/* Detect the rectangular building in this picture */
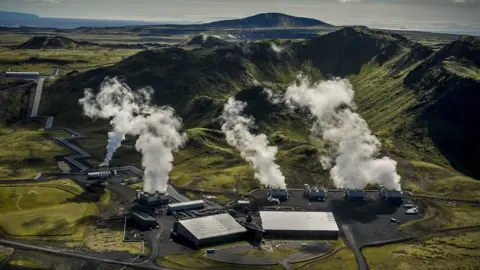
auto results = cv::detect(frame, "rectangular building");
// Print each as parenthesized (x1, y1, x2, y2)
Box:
(259, 211, 339, 239)
(131, 211, 158, 229)
(168, 200, 205, 213)
(175, 213, 247, 248)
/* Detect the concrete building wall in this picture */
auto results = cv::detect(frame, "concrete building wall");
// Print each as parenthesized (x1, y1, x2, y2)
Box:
(263, 230, 338, 239)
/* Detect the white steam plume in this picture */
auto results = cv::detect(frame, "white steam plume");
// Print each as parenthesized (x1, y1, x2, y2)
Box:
(221, 97, 286, 189)
(270, 43, 284, 54)
(284, 75, 401, 191)
(263, 88, 282, 104)
(79, 77, 187, 193)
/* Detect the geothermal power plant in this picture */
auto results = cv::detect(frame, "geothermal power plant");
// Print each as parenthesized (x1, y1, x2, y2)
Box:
(74, 77, 413, 251)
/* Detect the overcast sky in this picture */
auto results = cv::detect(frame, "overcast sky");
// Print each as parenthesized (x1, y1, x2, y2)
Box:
(1, 0, 479, 29)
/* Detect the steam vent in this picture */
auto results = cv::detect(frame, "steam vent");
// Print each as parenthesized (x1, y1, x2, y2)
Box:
(344, 189, 366, 201)
(304, 184, 328, 201)
(379, 186, 403, 204)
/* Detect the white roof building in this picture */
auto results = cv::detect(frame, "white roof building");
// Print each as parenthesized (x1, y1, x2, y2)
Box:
(175, 213, 247, 248)
(259, 211, 339, 239)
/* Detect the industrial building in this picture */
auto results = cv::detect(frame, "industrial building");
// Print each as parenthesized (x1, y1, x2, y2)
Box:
(131, 211, 159, 229)
(267, 188, 289, 201)
(86, 166, 117, 180)
(259, 211, 339, 239)
(136, 191, 170, 206)
(173, 213, 247, 248)
(168, 200, 205, 213)
(379, 187, 403, 203)
(344, 189, 366, 201)
(304, 185, 328, 201)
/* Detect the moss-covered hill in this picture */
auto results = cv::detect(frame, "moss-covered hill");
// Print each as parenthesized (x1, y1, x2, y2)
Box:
(18, 36, 82, 50)
(40, 27, 480, 197)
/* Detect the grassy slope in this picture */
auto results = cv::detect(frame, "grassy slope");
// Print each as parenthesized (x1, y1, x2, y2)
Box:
(291, 239, 357, 270)
(0, 125, 66, 180)
(157, 242, 285, 270)
(363, 231, 480, 270)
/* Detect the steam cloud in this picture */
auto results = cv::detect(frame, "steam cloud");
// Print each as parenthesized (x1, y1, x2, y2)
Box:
(79, 77, 187, 194)
(270, 43, 284, 54)
(284, 75, 401, 191)
(221, 97, 286, 189)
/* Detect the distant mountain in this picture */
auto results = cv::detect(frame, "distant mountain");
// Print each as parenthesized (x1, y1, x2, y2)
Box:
(18, 36, 82, 49)
(201, 13, 332, 28)
(0, 11, 39, 21)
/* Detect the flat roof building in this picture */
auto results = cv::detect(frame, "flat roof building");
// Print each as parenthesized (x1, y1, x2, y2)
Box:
(131, 211, 158, 229)
(175, 213, 247, 248)
(259, 211, 339, 239)
(168, 200, 205, 213)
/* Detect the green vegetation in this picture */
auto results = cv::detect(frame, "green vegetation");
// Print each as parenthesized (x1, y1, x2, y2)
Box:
(6, 250, 85, 269)
(291, 239, 356, 270)
(363, 231, 480, 270)
(400, 201, 480, 233)
(233, 246, 299, 260)
(157, 250, 284, 270)
(84, 228, 142, 254)
(0, 202, 96, 240)
(0, 46, 140, 74)
(0, 245, 13, 262)
(0, 126, 66, 179)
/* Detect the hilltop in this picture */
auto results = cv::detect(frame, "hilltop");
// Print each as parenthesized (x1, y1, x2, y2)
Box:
(201, 13, 332, 28)
(184, 34, 231, 48)
(18, 36, 85, 49)
(37, 27, 480, 198)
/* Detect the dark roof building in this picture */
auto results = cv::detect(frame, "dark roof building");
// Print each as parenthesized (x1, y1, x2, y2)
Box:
(137, 191, 170, 206)
(131, 211, 158, 229)
(267, 188, 289, 201)
(344, 189, 366, 201)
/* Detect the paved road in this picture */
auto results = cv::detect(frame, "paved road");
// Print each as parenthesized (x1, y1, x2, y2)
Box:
(341, 224, 368, 270)
(30, 77, 44, 118)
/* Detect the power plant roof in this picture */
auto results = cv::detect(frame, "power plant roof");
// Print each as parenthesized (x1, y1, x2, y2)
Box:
(259, 211, 339, 232)
(178, 213, 247, 240)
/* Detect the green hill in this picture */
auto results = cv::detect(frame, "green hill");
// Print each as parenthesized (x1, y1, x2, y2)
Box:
(39, 28, 480, 197)
(18, 36, 84, 49)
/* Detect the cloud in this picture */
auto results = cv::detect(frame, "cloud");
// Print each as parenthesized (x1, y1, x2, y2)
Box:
(336, 0, 363, 2)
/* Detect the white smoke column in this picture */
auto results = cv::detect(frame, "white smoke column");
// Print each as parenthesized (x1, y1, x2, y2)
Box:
(270, 43, 284, 54)
(79, 77, 187, 193)
(132, 106, 187, 194)
(221, 97, 286, 189)
(284, 75, 401, 191)
(79, 78, 144, 164)
(263, 88, 282, 104)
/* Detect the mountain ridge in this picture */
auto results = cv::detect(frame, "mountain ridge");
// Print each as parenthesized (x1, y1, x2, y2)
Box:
(35, 27, 480, 194)
(201, 13, 332, 28)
